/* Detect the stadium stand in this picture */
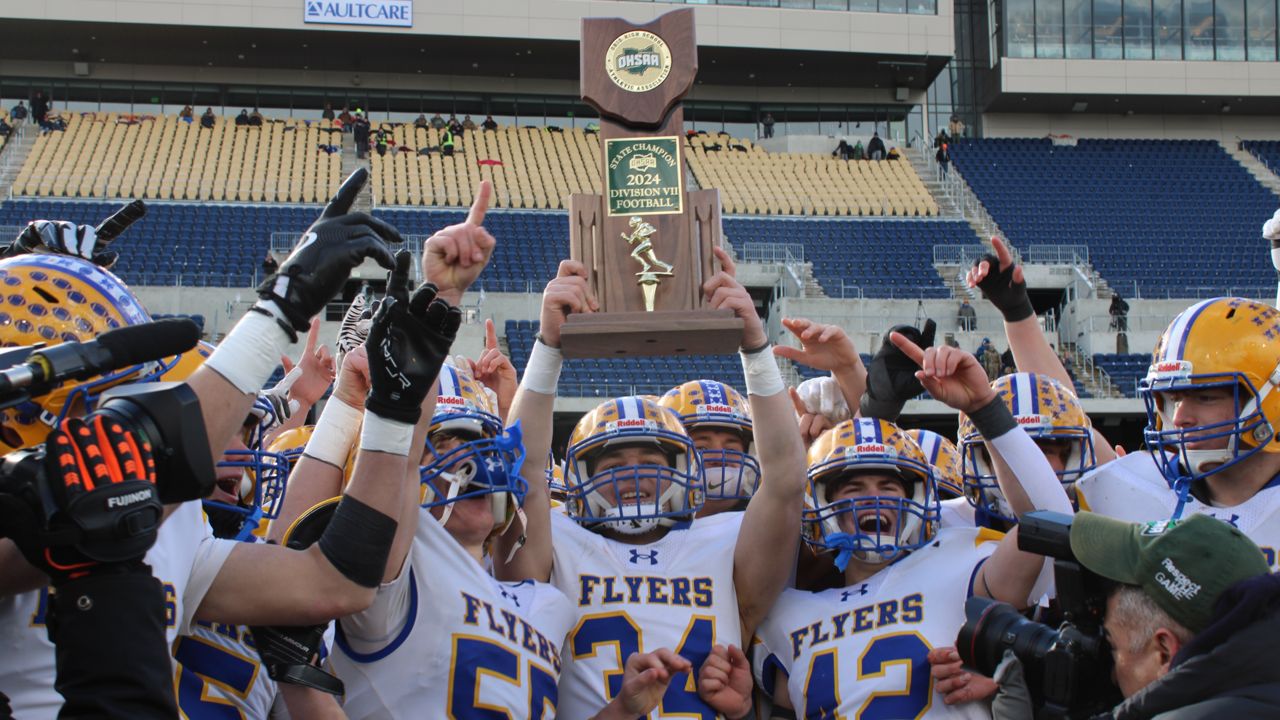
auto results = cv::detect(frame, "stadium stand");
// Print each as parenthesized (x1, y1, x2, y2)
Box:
(505, 320, 747, 396)
(1092, 353, 1153, 398)
(11, 113, 342, 203)
(948, 138, 1278, 298)
(685, 135, 938, 217)
(369, 125, 600, 209)
(0, 199, 315, 287)
(1243, 140, 1280, 174)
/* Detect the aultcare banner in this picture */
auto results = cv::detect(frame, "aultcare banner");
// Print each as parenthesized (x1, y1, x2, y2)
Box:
(305, 0, 413, 27)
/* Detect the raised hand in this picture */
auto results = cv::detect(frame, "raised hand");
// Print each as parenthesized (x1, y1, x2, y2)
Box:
(469, 318, 517, 420)
(282, 318, 337, 408)
(860, 319, 936, 421)
(592, 649, 693, 720)
(330, 344, 371, 410)
(538, 259, 598, 349)
(889, 331, 996, 414)
(365, 251, 461, 425)
(260, 168, 401, 339)
(10, 220, 119, 268)
(928, 647, 1000, 705)
(697, 644, 753, 719)
(791, 385, 834, 447)
(966, 237, 1033, 322)
(773, 317, 861, 373)
(703, 246, 766, 350)
(424, 180, 496, 305)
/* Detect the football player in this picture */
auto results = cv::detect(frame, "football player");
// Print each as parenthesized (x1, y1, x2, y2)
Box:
(659, 379, 760, 516)
(1075, 297, 1280, 571)
(906, 427, 964, 500)
(746, 333, 1072, 718)
(502, 246, 807, 719)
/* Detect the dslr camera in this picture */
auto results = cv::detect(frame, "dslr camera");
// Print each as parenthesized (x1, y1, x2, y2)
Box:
(956, 511, 1123, 719)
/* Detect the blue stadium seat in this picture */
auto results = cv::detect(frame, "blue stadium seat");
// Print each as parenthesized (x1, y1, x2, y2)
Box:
(1092, 353, 1154, 398)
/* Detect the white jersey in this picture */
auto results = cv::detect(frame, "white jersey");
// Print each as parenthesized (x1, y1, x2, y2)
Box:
(0, 501, 234, 719)
(1078, 451, 1280, 571)
(332, 510, 573, 719)
(940, 496, 976, 528)
(175, 620, 280, 720)
(550, 510, 744, 720)
(755, 527, 1002, 719)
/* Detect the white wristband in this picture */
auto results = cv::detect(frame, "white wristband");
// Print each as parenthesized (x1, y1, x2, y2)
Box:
(359, 412, 416, 457)
(988, 427, 1074, 515)
(520, 339, 563, 395)
(204, 303, 293, 395)
(303, 397, 363, 468)
(741, 346, 785, 397)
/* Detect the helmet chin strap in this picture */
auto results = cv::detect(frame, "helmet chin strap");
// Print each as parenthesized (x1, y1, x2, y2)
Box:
(238, 470, 254, 503)
(600, 506, 662, 535)
(436, 461, 477, 527)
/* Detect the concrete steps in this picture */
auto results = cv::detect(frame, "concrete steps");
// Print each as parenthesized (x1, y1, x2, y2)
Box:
(1225, 142, 1280, 198)
(340, 131, 373, 213)
(0, 121, 39, 199)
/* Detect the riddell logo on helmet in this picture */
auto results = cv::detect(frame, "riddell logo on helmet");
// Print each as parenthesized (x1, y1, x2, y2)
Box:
(701, 404, 734, 414)
(852, 443, 887, 454)
(1014, 414, 1050, 427)
(1150, 360, 1193, 377)
(609, 418, 656, 432)
(437, 395, 467, 406)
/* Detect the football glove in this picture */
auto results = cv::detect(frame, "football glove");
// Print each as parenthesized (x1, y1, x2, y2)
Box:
(5, 220, 119, 269)
(974, 253, 1034, 322)
(860, 319, 936, 422)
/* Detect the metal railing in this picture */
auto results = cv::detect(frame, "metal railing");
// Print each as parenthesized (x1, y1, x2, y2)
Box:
(932, 244, 1022, 266)
(1025, 244, 1089, 265)
(736, 242, 805, 265)
(1114, 280, 1278, 302)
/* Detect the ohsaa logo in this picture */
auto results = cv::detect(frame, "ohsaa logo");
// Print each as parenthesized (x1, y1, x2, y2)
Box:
(700, 404, 734, 415)
(1148, 360, 1193, 378)
(1014, 414, 1051, 428)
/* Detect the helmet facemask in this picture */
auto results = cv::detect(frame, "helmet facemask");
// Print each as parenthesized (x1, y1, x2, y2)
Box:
(805, 462, 938, 570)
(205, 447, 291, 541)
(421, 416, 528, 536)
(960, 427, 1094, 525)
(567, 437, 704, 535)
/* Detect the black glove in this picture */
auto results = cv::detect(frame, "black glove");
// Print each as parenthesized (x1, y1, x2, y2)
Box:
(257, 168, 401, 339)
(0, 416, 161, 585)
(4, 220, 119, 268)
(974, 253, 1034, 322)
(860, 319, 936, 422)
(250, 498, 344, 695)
(365, 250, 462, 425)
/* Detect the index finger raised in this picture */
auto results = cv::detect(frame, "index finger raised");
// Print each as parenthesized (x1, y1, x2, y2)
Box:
(322, 167, 369, 219)
(992, 236, 1013, 267)
(466, 179, 492, 227)
(888, 330, 926, 367)
(485, 318, 498, 350)
(712, 245, 737, 278)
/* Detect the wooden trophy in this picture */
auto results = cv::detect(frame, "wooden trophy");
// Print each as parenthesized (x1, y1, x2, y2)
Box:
(561, 7, 743, 358)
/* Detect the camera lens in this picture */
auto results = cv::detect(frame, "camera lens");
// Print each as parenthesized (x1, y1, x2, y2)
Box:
(957, 596, 1060, 676)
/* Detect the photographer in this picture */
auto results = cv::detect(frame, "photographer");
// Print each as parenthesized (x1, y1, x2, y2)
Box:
(985, 512, 1277, 719)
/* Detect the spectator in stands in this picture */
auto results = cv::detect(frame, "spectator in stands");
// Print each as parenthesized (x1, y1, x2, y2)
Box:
(978, 337, 1002, 380)
(322, 102, 335, 120)
(39, 110, 66, 134)
(179, 105, 194, 123)
(935, 129, 950, 148)
(413, 113, 429, 129)
(852, 139, 865, 160)
(1000, 347, 1016, 376)
(462, 115, 477, 132)
(0, 117, 10, 138)
(761, 112, 776, 139)
(833, 140, 853, 160)
(200, 107, 216, 129)
(261, 252, 278, 277)
(352, 111, 371, 159)
(868, 132, 886, 160)
(448, 114, 464, 137)
(482, 114, 498, 131)
(936, 142, 951, 177)
(957, 299, 976, 331)
(430, 112, 446, 129)
(31, 91, 48, 123)
(235, 109, 250, 126)
(374, 128, 389, 157)
(248, 108, 264, 126)
(1110, 293, 1130, 332)
(337, 107, 354, 131)
(10, 100, 27, 120)
(949, 114, 966, 138)
(441, 127, 456, 157)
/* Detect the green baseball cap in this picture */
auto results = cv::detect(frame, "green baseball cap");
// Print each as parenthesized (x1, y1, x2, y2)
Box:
(1069, 512, 1270, 633)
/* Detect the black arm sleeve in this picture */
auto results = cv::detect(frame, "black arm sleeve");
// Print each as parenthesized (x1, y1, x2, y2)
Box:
(50, 569, 177, 720)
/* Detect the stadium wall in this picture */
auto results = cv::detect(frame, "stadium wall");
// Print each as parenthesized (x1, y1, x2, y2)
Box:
(982, 111, 1280, 142)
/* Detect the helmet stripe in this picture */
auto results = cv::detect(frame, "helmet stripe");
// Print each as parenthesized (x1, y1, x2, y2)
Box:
(438, 365, 461, 397)
(1166, 298, 1217, 363)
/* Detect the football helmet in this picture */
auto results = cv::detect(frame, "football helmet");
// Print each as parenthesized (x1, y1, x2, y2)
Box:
(420, 364, 526, 534)
(906, 428, 963, 499)
(659, 379, 760, 503)
(1140, 298, 1280, 504)
(957, 372, 1095, 525)
(565, 396, 704, 534)
(0, 254, 165, 451)
(546, 451, 568, 502)
(805, 417, 939, 568)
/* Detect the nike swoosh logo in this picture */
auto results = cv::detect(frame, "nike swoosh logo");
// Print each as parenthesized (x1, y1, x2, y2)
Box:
(296, 232, 318, 252)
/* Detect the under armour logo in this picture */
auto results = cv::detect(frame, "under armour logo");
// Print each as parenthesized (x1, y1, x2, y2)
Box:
(840, 585, 869, 602)
(484, 455, 504, 473)
(499, 589, 520, 607)
(628, 549, 659, 565)
(1211, 513, 1242, 528)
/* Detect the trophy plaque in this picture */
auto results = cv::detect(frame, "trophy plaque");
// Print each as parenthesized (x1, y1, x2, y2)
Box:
(561, 7, 744, 358)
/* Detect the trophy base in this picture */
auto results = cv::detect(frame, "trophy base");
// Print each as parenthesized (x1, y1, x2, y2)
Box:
(559, 310, 744, 358)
